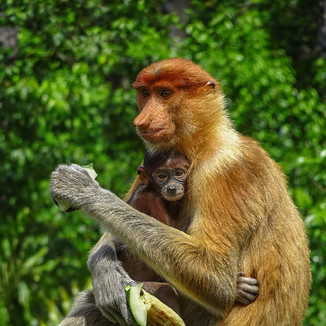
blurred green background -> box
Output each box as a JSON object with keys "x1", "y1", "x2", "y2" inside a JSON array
[{"x1": 0, "y1": 0, "x2": 325, "y2": 325}]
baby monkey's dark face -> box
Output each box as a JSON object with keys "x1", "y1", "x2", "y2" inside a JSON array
[
  {"x1": 143, "y1": 151, "x2": 191, "y2": 202},
  {"x1": 152, "y1": 167, "x2": 188, "y2": 201}
]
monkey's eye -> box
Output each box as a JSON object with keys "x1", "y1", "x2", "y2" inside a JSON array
[
  {"x1": 157, "y1": 173, "x2": 167, "y2": 180},
  {"x1": 141, "y1": 89, "x2": 150, "y2": 98},
  {"x1": 160, "y1": 89, "x2": 171, "y2": 99},
  {"x1": 175, "y1": 170, "x2": 184, "y2": 177}
]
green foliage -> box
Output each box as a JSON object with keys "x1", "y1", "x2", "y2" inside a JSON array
[{"x1": 0, "y1": 0, "x2": 325, "y2": 325}]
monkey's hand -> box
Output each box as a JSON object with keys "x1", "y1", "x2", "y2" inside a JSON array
[
  {"x1": 50, "y1": 164, "x2": 101, "y2": 211},
  {"x1": 87, "y1": 245, "x2": 137, "y2": 326},
  {"x1": 236, "y1": 272, "x2": 259, "y2": 306}
]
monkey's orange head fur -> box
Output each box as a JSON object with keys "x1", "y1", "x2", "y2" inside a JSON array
[
  {"x1": 133, "y1": 58, "x2": 228, "y2": 157},
  {"x1": 134, "y1": 58, "x2": 215, "y2": 90}
]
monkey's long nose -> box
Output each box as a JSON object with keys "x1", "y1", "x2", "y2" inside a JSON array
[{"x1": 134, "y1": 109, "x2": 151, "y2": 129}]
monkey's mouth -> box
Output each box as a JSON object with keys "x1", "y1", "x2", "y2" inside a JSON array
[
  {"x1": 137, "y1": 128, "x2": 167, "y2": 140},
  {"x1": 162, "y1": 193, "x2": 184, "y2": 201}
]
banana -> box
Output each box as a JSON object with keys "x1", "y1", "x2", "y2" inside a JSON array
[{"x1": 125, "y1": 284, "x2": 185, "y2": 326}]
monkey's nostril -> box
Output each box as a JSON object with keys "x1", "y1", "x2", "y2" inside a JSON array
[{"x1": 167, "y1": 186, "x2": 176, "y2": 195}]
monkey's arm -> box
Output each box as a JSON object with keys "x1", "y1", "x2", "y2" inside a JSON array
[
  {"x1": 50, "y1": 164, "x2": 239, "y2": 315},
  {"x1": 86, "y1": 232, "x2": 137, "y2": 325}
]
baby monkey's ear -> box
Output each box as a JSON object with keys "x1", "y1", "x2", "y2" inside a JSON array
[{"x1": 137, "y1": 166, "x2": 148, "y2": 182}]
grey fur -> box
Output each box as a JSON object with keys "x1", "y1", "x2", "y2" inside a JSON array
[{"x1": 50, "y1": 164, "x2": 258, "y2": 325}]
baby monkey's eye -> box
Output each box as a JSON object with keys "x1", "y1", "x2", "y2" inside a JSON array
[
  {"x1": 158, "y1": 173, "x2": 167, "y2": 180},
  {"x1": 175, "y1": 170, "x2": 184, "y2": 177}
]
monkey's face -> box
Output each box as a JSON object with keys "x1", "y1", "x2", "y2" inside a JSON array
[
  {"x1": 152, "y1": 168, "x2": 187, "y2": 202},
  {"x1": 133, "y1": 59, "x2": 221, "y2": 149},
  {"x1": 133, "y1": 86, "x2": 177, "y2": 143}
]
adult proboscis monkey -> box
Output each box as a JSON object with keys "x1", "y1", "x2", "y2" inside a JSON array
[{"x1": 51, "y1": 58, "x2": 311, "y2": 326}]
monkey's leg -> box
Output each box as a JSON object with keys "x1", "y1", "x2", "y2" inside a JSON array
[{"x1": 59, "y1": 290, "x2": 115, "y2": 326}]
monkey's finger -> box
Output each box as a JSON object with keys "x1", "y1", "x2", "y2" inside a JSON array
[
  {"x1": 51, "y1": 198, "x2": 78, "y2": 212},
  {"x1": 236, "y1": 288, "x2": 258, "y2": 306},
  {"x1": 237, "y1": 276, "x2": 258, "y2": 286},
  {"x1": 68, "y1": 163, "x2": 91, "y2": 178},
  {"x1": 236, "y1": 295, "x2": 252, "y2": 306},
  {"x1": 240, "y1": 289, "x2": 258, "y2": 302},
  {"x1": 238, "y1": 283, "x2": 259, "y2": 295}
]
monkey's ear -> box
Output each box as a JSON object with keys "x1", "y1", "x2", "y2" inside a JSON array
[
  {"x1": 205, "y1": 81, "x2": 215, "y2": 88},
  {"x1": 137, "y1": 166, "x2": 148, "y2": 182}
]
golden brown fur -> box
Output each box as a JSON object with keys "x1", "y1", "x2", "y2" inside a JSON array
[
  {"x1": 130, "y1": 58, "x2": 311, "y2": 325},
  {"x1": 51, "y1": 58, "x2": 311, "y2": 326}
]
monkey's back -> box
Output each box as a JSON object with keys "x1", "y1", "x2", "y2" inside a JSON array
[{"x1": 188, "y1": 136, "x2": 311, "y2": 326}]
